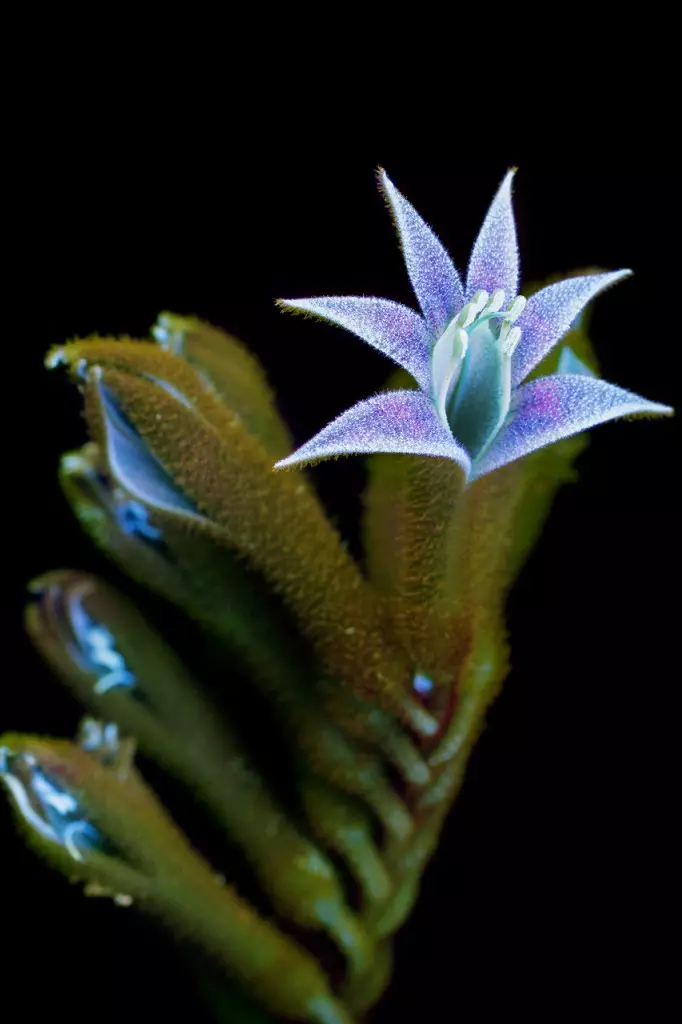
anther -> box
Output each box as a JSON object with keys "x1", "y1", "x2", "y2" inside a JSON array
[
  {"x1": 455, "y1": 303, "x2": 476, "y2": 328},
  {"x1": 487, "y1": 290, "x2": 506, "y2": 312},
  {"x1": 502, "y1": 326, "x2": 521, "y2": 355},
  {"x1": 507, "y1": 296, "x2": 527, "y2": 321}
]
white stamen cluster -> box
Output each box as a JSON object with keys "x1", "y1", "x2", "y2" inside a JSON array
[
  {"x1": 454, "y1": 289, "x2": 527, "y2": 357},
  {"x1": 431, "y1": 289, "x2": 528, "y2": 426}
]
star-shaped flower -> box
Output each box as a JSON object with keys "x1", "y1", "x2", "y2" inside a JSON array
[{"x1": 276, "y1": 171, "x2": 672, "y2": 480}]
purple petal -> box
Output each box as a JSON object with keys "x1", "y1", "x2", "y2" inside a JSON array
[
  {"x1": 279, "y1": 296, "x2": 432, "y2": 392},
  {"x1": 379, "y1": 169, "x2": 464, "y2": 335},
  {"x1": 512, "y1": 271, "x2": 631, "y2": 386},
  {"x1": 473, "y1": 374, "x2": 673, "y2": 479},
  {"x1": 275, "y1": 390, "x2": 471, "y2": 472},
  {"x1": 466, "y1": 170, "x2": 518, "y2": 300}
]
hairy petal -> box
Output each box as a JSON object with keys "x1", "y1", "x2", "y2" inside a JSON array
[
  {"x1": 473, "y1": 374, "x2": 673, "y2": 479},
  {"x1": 466, "y1": 170, "x2": 518, "y2": 300},
  {"x1": 379, "y1": 169, "x2": 465, "y2": 335},
  {"x1": 512, "y1": 271, "x2": 631, "y2": 386},
  {"x1": 276, "y1": 390, "x2": 471, "y2": 472},
  {"x1": 279, "y1": 296, "x2": 432, "y2": 392}
]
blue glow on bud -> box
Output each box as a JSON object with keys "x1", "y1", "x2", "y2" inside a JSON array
[
  {"x1": 413, "y1": 673, "x2": 434, "y2": 695},
  {"x1": 79, "y1": 718, "x2": 121, "y2": 757},
  {"x1": 69, "y1": 594, "x2": 136, "y2": 696},
  {"x1": 115, "y1": 499, "x2": 164, "y2": 541},
  {"x1": 0, "y1": 748, "x2": 103, "y2": 862}
]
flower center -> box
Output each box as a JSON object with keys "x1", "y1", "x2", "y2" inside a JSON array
[{"x1": 431, "y1": 289, "x2": 526, "y2": 458}]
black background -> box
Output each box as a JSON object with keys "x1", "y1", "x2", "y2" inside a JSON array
[{"x1": 3, "y1": 152, "x2": 678, "y2": 1021}]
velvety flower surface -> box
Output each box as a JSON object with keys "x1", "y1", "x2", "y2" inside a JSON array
[{"x1": 277, "y1": 171, "x2": 672, "y2": 479}]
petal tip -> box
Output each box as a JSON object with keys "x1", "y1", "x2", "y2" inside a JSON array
[
  {"x1": 376, "y1": 166, "x2": 399, "y2": 212},
  {"x1": 272, "y1": 452, "x2": 302, "y2": 469},
  {"x1": 496, "y1": 168, "x2": 517, "y2": 200},
  {"x1": 603, "y1": 267, "x2": 633, "y2": 285},
  {"x1": 644, "y1": 401, "x2": 674, "y2": 418},
  {"x1": 276, "y1": 297, "x2": 317, "y2": 317},
  {"x1": 274, "y1": 447, "x2": 328, "y2": 469},
  {"x1": 375, "y1": 165, "x2": 392, "y2": 191},
  {"x1": 466, "y1": 167, "x2": 520, "y2": 300}
]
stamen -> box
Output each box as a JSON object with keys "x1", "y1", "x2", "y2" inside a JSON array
[
  {"x1": 455, "y1": 302, "x2": 477, "y2": 329},
  {"x1": 487, "y1": 289, "x2": 506, "y2": 313},
  {"x1": 507, "y1": 296, "x2": 527, "y2": 321},
  {"x1": 501, "y1": 326, "x2": 521, "y2": 356},
  {"x1": 432, "y1": 325, "x2": 468, "y2": 424}
]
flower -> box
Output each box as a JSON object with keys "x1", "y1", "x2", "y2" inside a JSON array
[{"x1": 276, "y1": 171, "x2": 672, "y2": 480}]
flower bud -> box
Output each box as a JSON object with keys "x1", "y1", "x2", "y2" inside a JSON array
[
  {"x1": 152, "y1": 312, "x2": 292, "y2": 458},
  {"x1": 52, "y1": 337, "x2": 437, "y2": 746},
  {"x1": 25, "y1": 571, "x2": 377, "y2": 975},
  {"x1": 0, "y1": 733, "x2": 354, "y2": 1023}
]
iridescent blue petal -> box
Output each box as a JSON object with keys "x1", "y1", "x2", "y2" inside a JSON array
[
  {"x1": 275, "y1": 390, "x2": 471, "y2": 472},
  {"x1": 379, "y1": 169, "x2": 465, "y2": 335},
  {"x1": 0, "y1": 748, "x2": 104, "y2": 862},
  {"x1": 98, "y1": 379, "x2": 205, "y2": 521},
  {"x1": 512, "y1": 271, "x2": 631, "y2": 386},
  {"x1": 278, "y1": 296, "x2": 432, "y2": 392},
  {"x1": 466, "y1": 171, "x2": 518, "y2": 300},
  {"x1": 473, "y1": 374, "x2": 673, "y2": 479}
]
